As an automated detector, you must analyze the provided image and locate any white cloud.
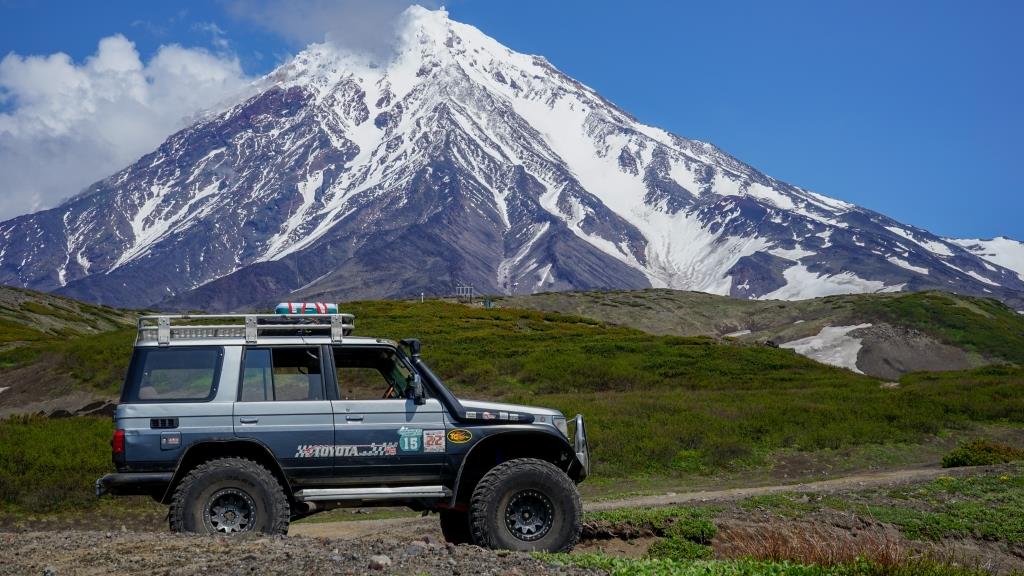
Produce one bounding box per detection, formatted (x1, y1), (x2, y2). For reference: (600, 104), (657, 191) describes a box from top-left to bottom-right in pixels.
(0, 34), (253, 221)
(226, 0), (437, 58)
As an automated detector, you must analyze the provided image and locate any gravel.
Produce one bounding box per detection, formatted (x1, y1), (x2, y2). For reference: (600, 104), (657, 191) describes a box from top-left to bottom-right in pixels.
(0, 531), (597, 576)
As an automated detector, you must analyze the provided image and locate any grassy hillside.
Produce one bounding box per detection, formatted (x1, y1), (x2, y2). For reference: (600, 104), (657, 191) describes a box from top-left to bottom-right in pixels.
(854, 291), (1024, 364)
(0, 286), (133, 342)
(500, 290), (1024, 371)
(0, 286), (135, 378)
(3, 293), (1024, 515)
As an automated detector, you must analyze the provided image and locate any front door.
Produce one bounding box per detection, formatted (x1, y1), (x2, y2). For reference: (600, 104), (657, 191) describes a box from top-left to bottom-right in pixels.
(233, 346), (334, 482)
(329, 345), (446, 485)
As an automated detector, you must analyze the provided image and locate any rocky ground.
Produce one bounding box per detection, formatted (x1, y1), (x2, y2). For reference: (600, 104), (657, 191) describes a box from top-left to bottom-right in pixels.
(3, 465), (1022, 575)
(0, 531), (596, 576)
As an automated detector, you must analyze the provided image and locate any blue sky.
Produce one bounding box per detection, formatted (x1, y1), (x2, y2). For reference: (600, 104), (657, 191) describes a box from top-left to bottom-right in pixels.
(1, 0), (1020, 240)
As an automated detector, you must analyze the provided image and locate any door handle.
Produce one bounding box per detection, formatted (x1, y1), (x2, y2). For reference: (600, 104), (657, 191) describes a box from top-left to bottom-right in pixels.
(345, 415), (364, 421)
(239, 417), (259, 424)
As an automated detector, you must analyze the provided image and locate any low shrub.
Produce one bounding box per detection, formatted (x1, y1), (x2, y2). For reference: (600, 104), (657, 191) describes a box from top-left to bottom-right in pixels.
(941, 439), (1024, 468)
(664, 515), (717, 545)
(536, 553), (988, 576)
(0, 415), (114, 513)
(646, 536), (713, 561)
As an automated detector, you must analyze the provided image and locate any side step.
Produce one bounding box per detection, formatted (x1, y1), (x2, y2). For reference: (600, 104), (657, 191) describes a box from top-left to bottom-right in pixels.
(293, 485), (452, 502)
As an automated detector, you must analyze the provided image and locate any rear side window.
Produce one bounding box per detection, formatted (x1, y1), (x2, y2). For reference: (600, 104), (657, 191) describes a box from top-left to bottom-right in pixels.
(122, 347), (222, 403)
(240, 347), (324, 402)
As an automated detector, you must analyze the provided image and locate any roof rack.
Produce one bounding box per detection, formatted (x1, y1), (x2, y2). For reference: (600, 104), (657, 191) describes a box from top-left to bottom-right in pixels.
(137, 313), (356, 346)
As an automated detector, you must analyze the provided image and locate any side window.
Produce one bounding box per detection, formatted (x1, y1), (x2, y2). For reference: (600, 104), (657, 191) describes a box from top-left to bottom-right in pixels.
(240, 347), (324, 401)
(333, 347), (415, 401)
(240, 349), (272, 402)
(122, 347), (222, 403)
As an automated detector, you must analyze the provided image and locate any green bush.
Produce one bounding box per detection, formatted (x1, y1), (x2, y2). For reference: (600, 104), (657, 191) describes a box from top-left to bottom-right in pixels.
(646, 537), (713, 561)
(941, 440), (1024, 468)
(664, 516), (717, 544)
(0, 415), (114, 513)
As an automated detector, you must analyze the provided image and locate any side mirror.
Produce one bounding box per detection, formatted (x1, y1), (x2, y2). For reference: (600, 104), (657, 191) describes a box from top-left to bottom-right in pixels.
(400, 338), (422, 358)
(411, 373), (425, 405)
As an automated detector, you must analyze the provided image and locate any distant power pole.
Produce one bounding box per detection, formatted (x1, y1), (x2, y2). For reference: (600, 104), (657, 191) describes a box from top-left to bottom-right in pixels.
(455, 284), (474, 303)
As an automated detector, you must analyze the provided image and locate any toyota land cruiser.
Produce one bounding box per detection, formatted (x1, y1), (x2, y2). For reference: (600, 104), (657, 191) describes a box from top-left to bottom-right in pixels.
(96, 303), (590, 552)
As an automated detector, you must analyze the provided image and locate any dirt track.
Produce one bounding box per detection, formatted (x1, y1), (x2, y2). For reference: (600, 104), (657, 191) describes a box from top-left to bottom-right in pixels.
(1, 465), (1002, 576)
(291, 465), (957, 539)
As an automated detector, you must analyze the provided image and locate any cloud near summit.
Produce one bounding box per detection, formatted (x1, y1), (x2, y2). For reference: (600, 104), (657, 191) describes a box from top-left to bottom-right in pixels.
(225, 0), (439, 58)
(0, 35), (253, 221)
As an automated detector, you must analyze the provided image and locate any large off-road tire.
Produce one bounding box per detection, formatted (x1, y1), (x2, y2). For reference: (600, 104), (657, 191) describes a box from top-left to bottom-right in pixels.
(169, 457), (289, 535)
(469, 458), (582, 552)
(439, 509), (473, 544)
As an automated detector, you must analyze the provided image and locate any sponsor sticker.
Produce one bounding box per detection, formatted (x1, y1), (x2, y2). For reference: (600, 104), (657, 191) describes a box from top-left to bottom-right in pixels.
(447, 429), (472, 444)
(398, 427), (423, 453)
(482, 411), (496, 420)
(423, 430), (445, 453)
(295, 443), (398, 458)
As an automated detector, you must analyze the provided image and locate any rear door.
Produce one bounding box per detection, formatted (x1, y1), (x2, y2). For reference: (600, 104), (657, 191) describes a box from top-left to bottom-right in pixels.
(233, 346), (334, 482)
(329, 345), (446, 485)
(117, 346), (231, 470)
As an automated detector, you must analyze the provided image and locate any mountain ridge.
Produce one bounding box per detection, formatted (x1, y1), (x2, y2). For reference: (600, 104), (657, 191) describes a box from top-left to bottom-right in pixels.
(1, 6), (1022, 311)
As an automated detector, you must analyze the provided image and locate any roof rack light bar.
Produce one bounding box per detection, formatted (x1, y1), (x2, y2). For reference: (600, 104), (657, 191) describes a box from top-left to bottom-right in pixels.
(136, 313), (356, 346)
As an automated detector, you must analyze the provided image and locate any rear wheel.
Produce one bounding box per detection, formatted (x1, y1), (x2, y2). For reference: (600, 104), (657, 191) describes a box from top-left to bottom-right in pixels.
(169, 457), (289, 535)
(439, 509), (473, 544)
(469, 458), (581, 552)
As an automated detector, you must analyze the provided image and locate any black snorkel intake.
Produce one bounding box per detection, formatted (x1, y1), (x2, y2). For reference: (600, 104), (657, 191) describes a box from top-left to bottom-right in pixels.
(400, 338), (534, 424)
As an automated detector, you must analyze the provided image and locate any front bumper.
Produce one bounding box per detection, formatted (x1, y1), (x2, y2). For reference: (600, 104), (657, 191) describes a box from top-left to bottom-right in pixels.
(571, 414), (591, 481)
(95, 472), (173, 497)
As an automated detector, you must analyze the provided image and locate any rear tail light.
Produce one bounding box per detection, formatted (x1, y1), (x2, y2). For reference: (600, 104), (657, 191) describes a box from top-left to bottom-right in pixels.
(112, 429), (125, 454)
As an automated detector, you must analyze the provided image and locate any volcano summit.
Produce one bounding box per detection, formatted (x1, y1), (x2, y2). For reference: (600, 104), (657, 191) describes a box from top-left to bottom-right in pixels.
(1, 7), (1022, 311)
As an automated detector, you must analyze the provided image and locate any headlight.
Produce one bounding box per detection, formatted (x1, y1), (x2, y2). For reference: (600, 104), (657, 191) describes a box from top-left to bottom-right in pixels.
(553, 416), (568, 438)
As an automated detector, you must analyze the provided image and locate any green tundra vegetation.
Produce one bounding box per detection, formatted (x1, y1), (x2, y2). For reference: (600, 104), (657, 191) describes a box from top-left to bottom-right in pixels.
(537, 554), (992, 576)
(852, 291), (1024, 364)
(541, 464), (1024, 575)
(503, 289), (1024, 365)
(1, 291), (1024, 515)
(740, 463), (1024, 545)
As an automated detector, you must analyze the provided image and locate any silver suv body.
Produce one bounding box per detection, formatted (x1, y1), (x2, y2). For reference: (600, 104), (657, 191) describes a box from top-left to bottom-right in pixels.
(98, 310), (590, 551)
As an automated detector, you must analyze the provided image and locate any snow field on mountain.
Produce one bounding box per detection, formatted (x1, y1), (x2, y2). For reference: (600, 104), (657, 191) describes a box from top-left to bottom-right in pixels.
(781, 324), (873, 373)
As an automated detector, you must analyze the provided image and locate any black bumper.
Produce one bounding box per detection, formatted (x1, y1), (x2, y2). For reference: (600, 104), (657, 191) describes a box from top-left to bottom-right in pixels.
(96, 472), (173, 497)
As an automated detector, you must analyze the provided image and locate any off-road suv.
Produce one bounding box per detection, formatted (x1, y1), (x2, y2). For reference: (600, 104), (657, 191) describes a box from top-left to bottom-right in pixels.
(96, 304), (590, 552)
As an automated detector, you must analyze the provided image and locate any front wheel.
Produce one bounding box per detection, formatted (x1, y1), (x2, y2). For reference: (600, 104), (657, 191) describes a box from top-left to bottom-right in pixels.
(469, 458), (582, 552)
(169, 457), (290, 535)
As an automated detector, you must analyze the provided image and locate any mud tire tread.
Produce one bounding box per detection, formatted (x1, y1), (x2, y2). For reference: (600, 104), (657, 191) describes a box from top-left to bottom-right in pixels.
(469, 458), (581, 552)
(168, 457), (289, 535)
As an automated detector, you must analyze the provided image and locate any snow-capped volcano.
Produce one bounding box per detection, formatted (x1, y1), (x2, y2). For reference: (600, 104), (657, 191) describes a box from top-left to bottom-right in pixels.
(1, 6), (1023, 311)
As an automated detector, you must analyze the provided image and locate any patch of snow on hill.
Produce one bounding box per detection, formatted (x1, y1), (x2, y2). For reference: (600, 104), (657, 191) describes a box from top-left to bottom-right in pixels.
(781, 324), (872, 374)
(950, 237), (1024, 281)
(759, 266), (899, 300)
(887, 256), (928, 275)
(885, 226), (954, 257)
